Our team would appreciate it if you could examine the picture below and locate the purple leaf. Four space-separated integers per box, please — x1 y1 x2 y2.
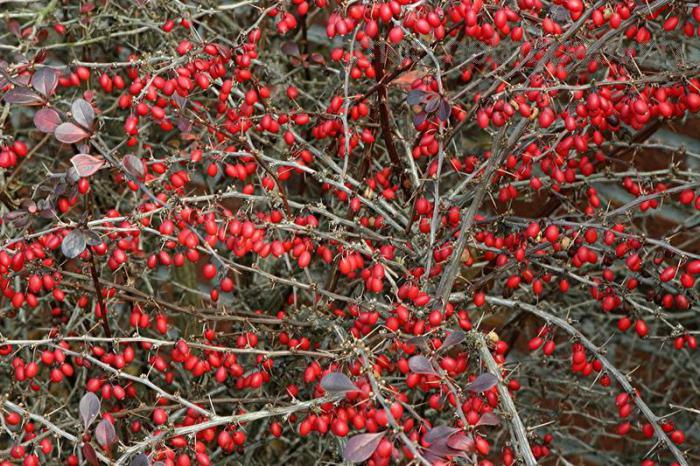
62 230 87 259
405 335 430 352
95 419 117 447
423 451 446 464
281 41 301 57
130 455 150 466
72 98 95 128
465 373 498 392
34 108 62 133
71 154 105 177
3 87 43 105
343 432 385 463
476 412 500 427
438 99 451 122
130 454 150 466
406 90 427 105
84 230 102 246
424 426 463 457
172 93 188 109
440 330 465 352
425 97 440 113
55 122 89 143
424 426 460 444
408 355 437 375
310 53 326 65
123 154 145 178
413 112 428 128
4 210 31 229
79 392 101 429
320 372 357 395
31 68 58 97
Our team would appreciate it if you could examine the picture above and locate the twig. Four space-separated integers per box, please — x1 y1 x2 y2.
484 296 689 466
475 333 538 466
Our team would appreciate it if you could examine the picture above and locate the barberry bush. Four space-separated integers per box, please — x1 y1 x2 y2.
1 0 699 464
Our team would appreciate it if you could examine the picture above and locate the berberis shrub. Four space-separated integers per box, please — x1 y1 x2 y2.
0 0 698 465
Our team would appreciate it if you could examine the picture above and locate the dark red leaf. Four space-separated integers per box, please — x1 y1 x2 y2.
424 426 460 444
34 108 62 133
72 98 95 128
3 87 43 106
446 432 475 451
123 154 145 178
343 432 385 463
476 412 500 427
31 68 59 97
95 419 117 447
71 154 105 177
82 443 100 466
55 122 89 143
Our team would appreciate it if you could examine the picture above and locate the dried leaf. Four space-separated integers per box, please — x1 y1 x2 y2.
342 432 385 463
71 154 105 177
55 122 89 143
391 70 426 88
320 372 357 395
72 98 95 128
95 419 117 447
3 87 43 106
408 355 437 375
31 68 58 97
465 373 498 392
34 108 62 133
62 230 87 259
